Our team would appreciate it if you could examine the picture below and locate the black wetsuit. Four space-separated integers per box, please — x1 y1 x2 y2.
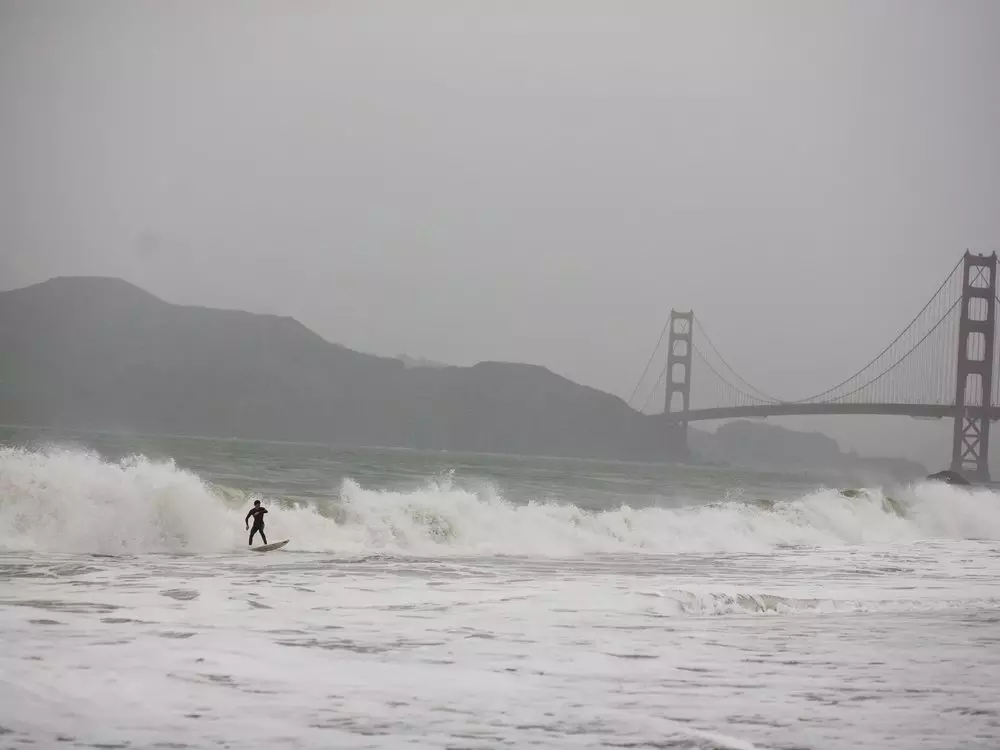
246 506 268 545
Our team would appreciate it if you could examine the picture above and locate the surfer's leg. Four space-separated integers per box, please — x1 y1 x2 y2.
250 524 265 545
249 527 257 545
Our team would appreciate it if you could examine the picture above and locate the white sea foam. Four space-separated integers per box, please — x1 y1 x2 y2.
3 447 1000 749
1 446 999 555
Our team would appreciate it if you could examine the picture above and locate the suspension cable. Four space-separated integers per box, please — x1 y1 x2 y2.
627 316 671 408
693 318 781 403
795 256 964 403
691 342 771 406
641 363 669 413
825 298 961 403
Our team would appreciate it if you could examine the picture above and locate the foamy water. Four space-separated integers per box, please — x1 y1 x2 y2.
2 446 998 556
2 438 999 748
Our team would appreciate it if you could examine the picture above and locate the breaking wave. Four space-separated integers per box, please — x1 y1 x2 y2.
1 446 1000 555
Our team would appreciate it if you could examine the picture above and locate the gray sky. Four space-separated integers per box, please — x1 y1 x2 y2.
2 1 999 467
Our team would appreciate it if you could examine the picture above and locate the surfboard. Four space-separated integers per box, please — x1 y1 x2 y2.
251 539 290 552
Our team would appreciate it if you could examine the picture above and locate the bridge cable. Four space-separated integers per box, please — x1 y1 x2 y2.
627 316 671 409
793 256 964 404
691 341 772 407
640 362 670 414
632 255 967 412
822 298 961 404
692 318 782 403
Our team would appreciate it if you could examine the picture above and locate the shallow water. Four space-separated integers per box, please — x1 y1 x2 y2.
1 428 999 748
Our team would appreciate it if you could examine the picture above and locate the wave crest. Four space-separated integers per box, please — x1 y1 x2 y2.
1 446 999 555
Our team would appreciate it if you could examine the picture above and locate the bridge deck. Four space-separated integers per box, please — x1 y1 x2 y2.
662 403 1000 423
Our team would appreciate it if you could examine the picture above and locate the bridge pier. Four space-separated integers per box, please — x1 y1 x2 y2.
951 251 997 482
665 310 693 460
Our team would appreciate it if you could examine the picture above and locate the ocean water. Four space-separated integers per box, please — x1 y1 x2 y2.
1 427 999 749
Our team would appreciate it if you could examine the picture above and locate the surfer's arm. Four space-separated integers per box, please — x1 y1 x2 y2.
245 509 253 527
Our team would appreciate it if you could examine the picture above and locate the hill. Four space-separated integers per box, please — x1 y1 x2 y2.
0 277 929 479
0 277 666 461
690 420 926 480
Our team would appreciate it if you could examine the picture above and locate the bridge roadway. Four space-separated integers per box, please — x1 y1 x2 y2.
662 403 1000 423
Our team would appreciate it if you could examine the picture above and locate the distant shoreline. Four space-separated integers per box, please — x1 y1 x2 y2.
0 422 924 488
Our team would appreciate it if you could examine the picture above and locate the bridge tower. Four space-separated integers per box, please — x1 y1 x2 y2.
951 251 998 481
665 310 693 459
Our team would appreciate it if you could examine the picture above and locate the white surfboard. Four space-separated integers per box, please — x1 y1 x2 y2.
251 539 290 552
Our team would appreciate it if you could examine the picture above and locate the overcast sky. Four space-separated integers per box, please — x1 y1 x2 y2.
2 1 998 467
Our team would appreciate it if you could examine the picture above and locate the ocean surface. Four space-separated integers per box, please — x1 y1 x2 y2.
1 426 999 749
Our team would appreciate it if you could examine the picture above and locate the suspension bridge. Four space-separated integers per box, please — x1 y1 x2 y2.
628 252 1000 481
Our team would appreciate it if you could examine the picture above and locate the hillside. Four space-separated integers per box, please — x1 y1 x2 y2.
690 421 926 479
0 277 666 461
0 277 930 478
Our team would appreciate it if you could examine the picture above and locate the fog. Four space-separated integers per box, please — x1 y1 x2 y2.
2 1 999 467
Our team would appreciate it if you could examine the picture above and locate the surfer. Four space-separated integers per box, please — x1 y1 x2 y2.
245 500 268 546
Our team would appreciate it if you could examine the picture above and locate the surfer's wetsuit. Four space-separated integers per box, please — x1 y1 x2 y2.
245 505 268 546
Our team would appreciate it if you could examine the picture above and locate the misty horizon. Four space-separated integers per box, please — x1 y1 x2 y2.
3 1 999 467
